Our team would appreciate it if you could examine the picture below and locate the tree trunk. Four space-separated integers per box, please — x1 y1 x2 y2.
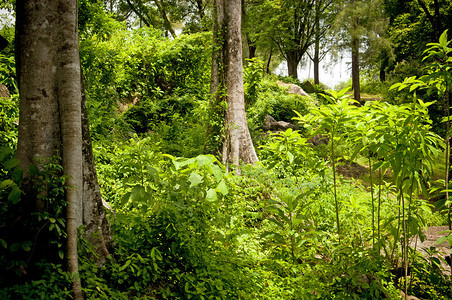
16 0 110 297
287 51 299 79
313 39 320 85
313 0 320 85
247 37 257 60
351 29 361 103
153 0 176 38
211 0 258 172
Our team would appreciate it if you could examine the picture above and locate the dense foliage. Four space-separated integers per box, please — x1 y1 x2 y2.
3 0 452 299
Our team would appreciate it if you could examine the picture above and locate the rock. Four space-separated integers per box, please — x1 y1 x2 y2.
0 84 10 99
263 115 296 132
400 290 420 300
276 80 311 98
301 80 316 93
307 134 328 146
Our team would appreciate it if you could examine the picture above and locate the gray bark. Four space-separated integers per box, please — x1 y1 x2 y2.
16 0 110 297
221 0 258 171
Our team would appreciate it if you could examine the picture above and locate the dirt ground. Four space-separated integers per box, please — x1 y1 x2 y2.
410 226 452 275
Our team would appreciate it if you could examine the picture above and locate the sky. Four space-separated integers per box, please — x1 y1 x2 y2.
275 51 352 89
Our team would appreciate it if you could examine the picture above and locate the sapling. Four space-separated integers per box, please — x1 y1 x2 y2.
295 88 357 242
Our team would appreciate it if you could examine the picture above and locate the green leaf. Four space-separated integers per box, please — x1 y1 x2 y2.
210 164 223 182
8 186 21 204
189 172 203 187
22 241 32 252
196 155 215 167
206 188 217 202
121 192 131 205
0 239 7 248
439 30 448 47
130 185 146 202
4 158 19 170
119 260 131 271
0 179 14 190
58 250 64 259
216 179 228 195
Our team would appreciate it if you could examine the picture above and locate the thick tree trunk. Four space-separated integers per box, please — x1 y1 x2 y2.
211 0 258 172
16 0 110 297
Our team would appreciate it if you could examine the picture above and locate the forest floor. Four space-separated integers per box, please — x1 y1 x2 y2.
410 226 451 275
337 158 452 275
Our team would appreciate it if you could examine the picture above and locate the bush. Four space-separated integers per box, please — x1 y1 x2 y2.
247 77 315 131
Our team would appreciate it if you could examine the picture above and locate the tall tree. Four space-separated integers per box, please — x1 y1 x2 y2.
308 0 336 84
16 0 110 297
210 0 258 172
333 0 387 102
246 0 317 79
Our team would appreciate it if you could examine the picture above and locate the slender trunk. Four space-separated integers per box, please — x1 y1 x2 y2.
125 0 151 27
351 33 360 103
287 51 299 79
153 0 176 39
313 1 320 85
247 37 257 60
266 49 273 74
379 69 385 82
313 40 320 85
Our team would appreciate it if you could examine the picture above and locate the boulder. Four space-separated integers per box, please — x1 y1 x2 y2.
276 80 311 98
263 115 296 132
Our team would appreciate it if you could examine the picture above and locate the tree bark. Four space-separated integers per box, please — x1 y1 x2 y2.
351 18 361 103
153 0 176 38
16 0 110 297
313 38 320 85
287 51 299 79
313 0 321 85
211 0 258 172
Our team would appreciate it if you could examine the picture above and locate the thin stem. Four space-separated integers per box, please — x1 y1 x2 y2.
378 169 382 255
401 189 408 299
369 155 375 249
331 133 340 242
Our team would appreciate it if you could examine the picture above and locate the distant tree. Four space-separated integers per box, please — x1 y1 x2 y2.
385 0 452 66
108 0 212 33
333 0 388 102
16 0 110 298
308 0 337 84
210 0 258 172
246 0 317 79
